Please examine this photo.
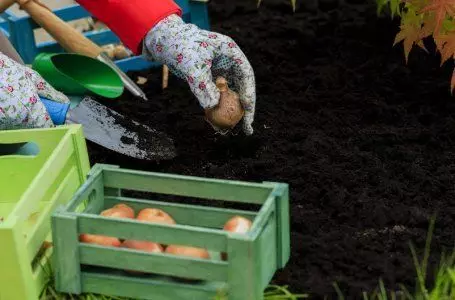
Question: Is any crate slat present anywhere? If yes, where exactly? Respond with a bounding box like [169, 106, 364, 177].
[9, 133, 74, 222]
[114, 56, 157, 72]
[78, 214, 228, 251]
[66, 170, 104, 213]
[250, 194, 276, 237]
[81, 271, 226, 300]
[36, 29, 120, 53]
[269, 182, 291, 269]
[52, 213, 82, 294]
[26, 166, 79, 262]
[79, 244, 228, 281]
[103, 168, 273, 204]
[51, 164, 290, 299]
[258, 214, 278, 289]
[104, 196, 258, 229]
[0, 125, 89, 300]
[227, 235, 263, 300]
[0, 218, 36, 300]
[22, 4, 90, 24]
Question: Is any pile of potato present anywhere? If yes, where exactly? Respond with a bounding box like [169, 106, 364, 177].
[79, 204, 253, 276]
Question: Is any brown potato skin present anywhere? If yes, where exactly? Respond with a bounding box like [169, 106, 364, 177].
[221, 216, 252, 260]
[205, 77, 244, 130]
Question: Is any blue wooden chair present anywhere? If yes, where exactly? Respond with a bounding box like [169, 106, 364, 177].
[0, 0, 210, 72]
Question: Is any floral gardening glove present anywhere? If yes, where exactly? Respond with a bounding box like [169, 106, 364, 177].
[143, 14, 256, 135]
[0, 52, 69, 130]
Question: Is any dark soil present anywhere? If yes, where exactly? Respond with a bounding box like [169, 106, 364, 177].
[87, 0, 455, 298]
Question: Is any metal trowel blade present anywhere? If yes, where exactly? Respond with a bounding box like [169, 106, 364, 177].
[66, 96, 176, 160]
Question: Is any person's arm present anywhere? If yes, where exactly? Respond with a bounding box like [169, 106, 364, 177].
[75, 0, 256, 135]
[0, 51, 69, 130]
[143, 15, 256, 135]
[75, 0, 181, 55]
[0, 31, 23, 64]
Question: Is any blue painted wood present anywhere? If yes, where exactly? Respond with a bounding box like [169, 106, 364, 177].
[18, 4, 91, 27]
[175, 0, 191, 14]
[115, 57, 160, 73]
[189, 1, 211, 30]
[1, 0, 210, 72]
[9, 18, 37, 63]
[37, 30, 120, 54]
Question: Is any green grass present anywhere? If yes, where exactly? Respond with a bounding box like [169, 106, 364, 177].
[40, 284, 308, 300]
[39, 274, 308, 300]
[333, 215, 455, 300]
[39, 216, 455, 299]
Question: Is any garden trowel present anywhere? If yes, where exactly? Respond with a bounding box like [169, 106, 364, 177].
[0, 0, 148, 100]
[41, 96, 176, 161]
[0, 27, 174, 161]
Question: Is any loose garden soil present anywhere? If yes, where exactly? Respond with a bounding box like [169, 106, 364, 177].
[87, 0, 455, 298]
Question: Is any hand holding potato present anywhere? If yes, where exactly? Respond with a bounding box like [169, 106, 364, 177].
[143, 15, 256, 135]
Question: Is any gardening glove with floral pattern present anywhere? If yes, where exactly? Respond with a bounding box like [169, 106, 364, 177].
[143, 14, 256, 135]
[0, 52, 70, 130]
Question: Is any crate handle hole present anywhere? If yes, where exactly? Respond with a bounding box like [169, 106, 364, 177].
[0, 142, 39, 157]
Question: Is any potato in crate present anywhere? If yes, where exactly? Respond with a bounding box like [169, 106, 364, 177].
[0, 124, 90, 300]
[51, 164, 291, 300]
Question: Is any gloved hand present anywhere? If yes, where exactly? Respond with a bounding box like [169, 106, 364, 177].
[0, 52, 69, 130]
[143, 14, 256, 135]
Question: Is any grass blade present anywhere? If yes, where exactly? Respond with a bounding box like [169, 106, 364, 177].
[333, 282, 345, 300]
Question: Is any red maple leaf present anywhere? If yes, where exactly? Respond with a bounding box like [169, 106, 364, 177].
[421, 13, 438, 36]
[419, 0, 455, 35]
[434, 31, 455, 64]
[394, 12, 428, 62]
[433, 31, 455, 92]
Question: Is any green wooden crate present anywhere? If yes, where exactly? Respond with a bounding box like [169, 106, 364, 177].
[0, 125, 91, 300]
[51, 164, 291, 300]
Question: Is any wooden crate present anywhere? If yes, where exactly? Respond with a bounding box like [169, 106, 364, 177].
[0, 0, 210, 72]
[51, 164, 291, 300]
[0, 124, 91, 300]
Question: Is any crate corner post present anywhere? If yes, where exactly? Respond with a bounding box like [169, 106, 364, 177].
[227, 233, 264, 300]
[0, 125, 101, 299]
[265, 182, 291, 269]
[51, 212, 82, 295]
[0, 219, 36, 300]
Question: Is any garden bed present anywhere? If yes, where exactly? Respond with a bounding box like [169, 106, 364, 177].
[86, 0, 455, 298]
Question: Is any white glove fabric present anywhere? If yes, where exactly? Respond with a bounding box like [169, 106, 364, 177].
[0, 52, 69, 130]
[143, 14, 256, 135]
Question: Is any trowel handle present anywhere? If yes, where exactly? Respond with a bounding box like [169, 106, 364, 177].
[19, 0, 102, 58]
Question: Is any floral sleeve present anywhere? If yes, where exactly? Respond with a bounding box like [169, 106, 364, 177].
[0, 52, 68, 130]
